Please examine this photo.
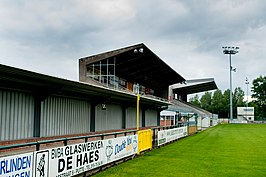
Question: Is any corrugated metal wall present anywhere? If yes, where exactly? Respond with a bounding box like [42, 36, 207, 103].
[145, 109, 157, 126]
[0, 90, 34, 141]
[95, 104, 122, 131]
[0, 89, 159, 141]
[126, 107, 142, 128]
[40, 96, 91, 137]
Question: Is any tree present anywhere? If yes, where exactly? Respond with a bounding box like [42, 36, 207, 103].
[248, 101, 260, 120]
[212, 89, 224, 116]
[200, 92, 212, 111]
[252, 76, 266, 118]
[222, 89, 230, 118]
[233, 87, 245, 118]
[189, 94, 201, 107]
[188, 88, 246, 118]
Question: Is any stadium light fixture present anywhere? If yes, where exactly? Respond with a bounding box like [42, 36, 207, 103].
[222, 46, 239, 122]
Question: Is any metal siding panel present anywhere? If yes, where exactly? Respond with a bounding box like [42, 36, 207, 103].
[11, 93, 17, 139]
[42, 97, 53, 136]
[5, 92, 10, 140]
[25, 94, 34, 138]
[82, 101, 90, 133]
[62, 98, 67, 135]
[78, 102, 83, 133]
[126, 107, 137, 129]
[65, 98, 70, 134]
[95, 104, 122, 131]
[0, 90, 34, 141]
[139, 108, 142, 127]
[41, 96, 90, 137]
[95, 105, 100, 131]
[1, 91, 8, 140]
[20, 92, 34, 140]
[43, 97, 50, 136]
[19, 94, 24, 137]
[95, 104, 106, 131]
[46, 97, 53, 136]
[107, 104, 122, 130]
[67, 98, 72, 134]
[0, 91, 5, 139]
[59, 97, 64, 135]
[41, 98, 47, 136]
[15, 94, 19, 139]
[145, 109, 157, 126]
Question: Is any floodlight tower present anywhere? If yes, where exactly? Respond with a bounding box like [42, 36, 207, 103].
[245, 77, 249, 119]
[222, 46, 239, 122]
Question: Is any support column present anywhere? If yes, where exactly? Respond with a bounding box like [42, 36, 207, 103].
[175, 112, 179, 126]
[33, 96, 42, 137]
[157, 109, 161, 126]
[142, 108, 146, 127]
[122, 106, 127, 129]
[90, 102, 96, 132]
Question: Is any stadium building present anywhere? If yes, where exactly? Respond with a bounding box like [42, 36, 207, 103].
[0, 43, 217, 143]
[0, 43, 220, 177]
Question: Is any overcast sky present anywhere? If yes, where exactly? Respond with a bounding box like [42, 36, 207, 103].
[1, 0, 266, 98]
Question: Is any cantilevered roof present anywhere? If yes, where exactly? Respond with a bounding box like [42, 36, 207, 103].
[171, 78, 218, 95]
[0, 64, 170, 108]
[79, 43, 185, 89]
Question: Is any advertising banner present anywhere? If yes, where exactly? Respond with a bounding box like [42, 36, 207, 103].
[0, 152, 33, 177]
[33, 135, 138, 177]
[157, 126, 187, 146]
[166, 126, 188, 142]
[157, 130, 167, 146]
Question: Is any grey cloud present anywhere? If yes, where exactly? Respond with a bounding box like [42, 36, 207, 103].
[0, 0, 266, 93]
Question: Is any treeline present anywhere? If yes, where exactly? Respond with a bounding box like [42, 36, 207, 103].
[189, 76, 266, 120]
[189, 87, 245, 118]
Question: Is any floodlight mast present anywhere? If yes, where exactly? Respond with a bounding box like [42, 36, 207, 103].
[222, 46, 239, 122]
[245, 77, 249, 119]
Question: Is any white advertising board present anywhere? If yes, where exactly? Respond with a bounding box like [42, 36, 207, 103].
[158, 130, 167, 146]
[0, 135, 138, 177]
[0, 152, 33, 177]
[157, 126, 187, 146]
[33, 135, 138, 177]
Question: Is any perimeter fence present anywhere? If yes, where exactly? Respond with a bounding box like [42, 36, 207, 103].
[0, 123, 193, 177]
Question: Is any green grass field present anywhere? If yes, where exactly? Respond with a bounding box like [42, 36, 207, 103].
[94, 124, 266, 177]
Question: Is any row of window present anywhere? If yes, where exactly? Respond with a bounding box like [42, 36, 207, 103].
[86, 58, 155, 95]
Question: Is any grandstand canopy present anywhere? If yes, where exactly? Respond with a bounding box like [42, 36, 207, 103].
[172, 78, 218, 95]
[79, 43, 185, 90]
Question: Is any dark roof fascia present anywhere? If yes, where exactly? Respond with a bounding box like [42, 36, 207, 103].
[79, 43, 145, 65]
[172, 78, 218, 95]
